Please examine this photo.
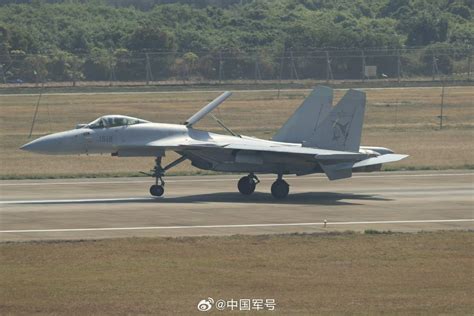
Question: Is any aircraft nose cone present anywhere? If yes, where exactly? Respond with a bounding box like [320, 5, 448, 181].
[20, 142, 33, 151]
[20, 136, 61, 153]
[20, 129, 86, 155]
[21, 138, 47, 153]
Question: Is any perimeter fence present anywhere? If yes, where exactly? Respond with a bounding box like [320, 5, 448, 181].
[1, 46, 472, 86]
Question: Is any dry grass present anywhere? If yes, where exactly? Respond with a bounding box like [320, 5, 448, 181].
[0, 87, 473, 178]
[1, 231, 473, 314]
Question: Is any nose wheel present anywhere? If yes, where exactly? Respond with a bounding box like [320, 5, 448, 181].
[271, 175, 289, 199]
[150, 184, 164, 197]
[237, 173, 259, 195]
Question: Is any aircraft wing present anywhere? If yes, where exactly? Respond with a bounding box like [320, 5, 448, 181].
[117, 137, 407, 181]
[114, 136, 227, 157]
[118, 135, 366, 160]
[146, 136, 364, 158]
[131, 136, 366, 162]
[148, 137, 223, 148]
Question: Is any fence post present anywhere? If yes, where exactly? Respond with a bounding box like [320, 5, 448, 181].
[468, 51, 472, 81]
[325, 51, 333, 83]
[397, 49, 401, 83]
[289, 50, 299, 81]
[432, 55, 437, 81]
[218, 50, 223, 84]
[72, 65, 76, 87]
[0, 64, 5, 84]
[277, 49, 285, 99]
[361, 50, 366, 82]
[108, 49, 116, 86]
[145, 53, 153, 85]
[254, 51, 261, 83]
[34, 69, 39, 87]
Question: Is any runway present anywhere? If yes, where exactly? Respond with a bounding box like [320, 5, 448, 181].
[0, 170, 472, 241]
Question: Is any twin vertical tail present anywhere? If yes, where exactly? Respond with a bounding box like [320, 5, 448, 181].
[310, 89, 366, 152]
[273, 86, 366, 153]
[272, 86, 333, 144]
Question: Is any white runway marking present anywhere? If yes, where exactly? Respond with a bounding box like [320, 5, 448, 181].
[0, 86, 467, 97]
[1, 219, 472, 234]
[0, 197, 153, 205]
[1, 172, 472, 187]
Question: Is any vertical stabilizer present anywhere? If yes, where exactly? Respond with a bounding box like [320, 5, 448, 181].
[272, 86, 333, 143]
[309, 89, 366, 152]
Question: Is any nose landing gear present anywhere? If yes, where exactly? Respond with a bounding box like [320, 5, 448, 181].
[144, 156, 187, 197]
[237, 173, 260, 195]
[148, 157, 165, 197]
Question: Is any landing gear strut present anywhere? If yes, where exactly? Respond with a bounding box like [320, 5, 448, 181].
[149, 157, 165, 197]
[237, 173, 260, 195]
[271, 174, 289, 199]
[145, 156, 187, 197]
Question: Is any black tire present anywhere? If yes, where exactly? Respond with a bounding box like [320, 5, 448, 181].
[150, 184, 164, 197]
[238, 176, 256, 195]
[271, 179, 289, 199]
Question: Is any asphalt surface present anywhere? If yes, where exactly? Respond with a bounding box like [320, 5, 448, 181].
[0, 170, 472, 241]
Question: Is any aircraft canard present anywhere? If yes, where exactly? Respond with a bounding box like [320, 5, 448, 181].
[21, 86, 408, 199]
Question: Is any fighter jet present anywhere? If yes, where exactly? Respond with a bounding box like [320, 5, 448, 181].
[21, 86, 407, 199]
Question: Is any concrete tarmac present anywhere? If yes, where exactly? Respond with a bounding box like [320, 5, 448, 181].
[0, 170, 472, 241]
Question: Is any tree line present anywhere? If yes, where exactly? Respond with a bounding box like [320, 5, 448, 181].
[0, 0, 472, 83]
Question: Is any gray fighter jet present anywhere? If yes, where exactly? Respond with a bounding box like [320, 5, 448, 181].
[21, 86, 407, 198]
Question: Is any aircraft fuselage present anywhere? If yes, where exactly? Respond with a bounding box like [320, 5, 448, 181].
[21, 122, 389, 175]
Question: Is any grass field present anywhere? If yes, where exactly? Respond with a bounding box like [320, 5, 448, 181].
[1, 231, 472, 314]
[0, 86, 473, 179]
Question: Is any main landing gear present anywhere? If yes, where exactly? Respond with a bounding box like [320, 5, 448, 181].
[237, 173, 290, 199]
[145, 156, 187, 197]
[271, 174, 289, 199]
[237, 173, 260, 195]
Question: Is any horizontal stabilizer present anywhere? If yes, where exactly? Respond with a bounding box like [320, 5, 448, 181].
[352, 154, 408, 168]
[185, 91, 232, 127]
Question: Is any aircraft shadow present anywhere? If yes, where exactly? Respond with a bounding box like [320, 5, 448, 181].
[9, 192, 391, 206]
[155, 191, 391, 206]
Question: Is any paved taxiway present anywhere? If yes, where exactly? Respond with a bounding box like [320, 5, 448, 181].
[0, 170, 472, 241]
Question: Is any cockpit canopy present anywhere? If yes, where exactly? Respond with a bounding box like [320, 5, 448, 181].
[86, 115, 150, 129]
